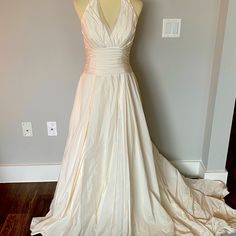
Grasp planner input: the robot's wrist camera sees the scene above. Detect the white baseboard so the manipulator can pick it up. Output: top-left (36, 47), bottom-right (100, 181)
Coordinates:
top-left (0, 163), bottom-right (61, 183)
top-left (170, 160), bottom-right (228, 184)
top-left (170, 160), bottom-right (206, 178)
top-left (0, 161), bottom-right (228, 184)
top-left (204, 171), bottom-right (228, 184)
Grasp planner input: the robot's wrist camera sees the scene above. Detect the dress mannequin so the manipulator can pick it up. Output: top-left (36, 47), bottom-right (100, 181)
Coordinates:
top-left (74, 0), bottom-right (143, 27)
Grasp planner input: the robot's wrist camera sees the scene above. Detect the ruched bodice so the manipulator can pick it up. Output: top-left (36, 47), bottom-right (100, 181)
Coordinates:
top-left (74, 0), bottom-right (139, 75)
top-left (79, 0), bottom-right (138, 46)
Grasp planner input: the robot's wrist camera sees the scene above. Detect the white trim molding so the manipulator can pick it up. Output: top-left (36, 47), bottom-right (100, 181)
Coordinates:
top-left (0, 163), bottom-right (61, 183)
top-left (170, 160), bottom-right (206, 178)
top-left (204, 170), bottom-right (228, 184)
top-left (0, 161), bottom-right (228, 184)
top-left (170, 160), bottom-right (228, 184)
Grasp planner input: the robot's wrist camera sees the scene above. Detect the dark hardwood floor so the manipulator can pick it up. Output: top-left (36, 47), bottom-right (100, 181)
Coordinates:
top-left (0, 180), bottom-right (235, 235)
top-left (0, 182), bottom-right (56, 236)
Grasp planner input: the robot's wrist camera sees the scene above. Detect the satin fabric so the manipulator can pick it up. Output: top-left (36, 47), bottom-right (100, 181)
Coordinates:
top-left (30, 0), bottom-right (236, 235)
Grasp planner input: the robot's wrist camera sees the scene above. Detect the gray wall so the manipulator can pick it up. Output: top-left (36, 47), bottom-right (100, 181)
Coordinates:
top-left (0, 0), bottom-right (235, 177)
top-left (132, 0), bottom-right (219, 163)
top-left (206, 0), bottom-right (236, 171)
top-left (202, 0), bottom-right (229, 170)
top-left (0, 0), bottom-right (83, 165)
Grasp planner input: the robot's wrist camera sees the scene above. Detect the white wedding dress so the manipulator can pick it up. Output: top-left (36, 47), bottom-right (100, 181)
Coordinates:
top-left (30, 0), bottom-right (236, 235)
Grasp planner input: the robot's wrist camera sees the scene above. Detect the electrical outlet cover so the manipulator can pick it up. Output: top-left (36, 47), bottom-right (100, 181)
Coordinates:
top-left (22, 122), bottom-right (33, 137)
top-left (47, 121), bottom-right (57, 136)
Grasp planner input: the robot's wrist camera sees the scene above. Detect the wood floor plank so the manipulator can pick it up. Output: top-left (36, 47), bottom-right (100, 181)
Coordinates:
top-left (0, 213), bottom-right (30, 235)
top-left (0, 182), bottom-right (56, 236)
top-left (0, 176), bottom-right (235, 235)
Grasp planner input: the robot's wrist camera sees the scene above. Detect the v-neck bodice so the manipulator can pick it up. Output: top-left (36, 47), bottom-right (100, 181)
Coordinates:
top-left (97, 0), bottom-right (123, 36)
top-left (73, 0), bottom-right (140, 75)
top-left (74, 0), bottom-right (139, 47)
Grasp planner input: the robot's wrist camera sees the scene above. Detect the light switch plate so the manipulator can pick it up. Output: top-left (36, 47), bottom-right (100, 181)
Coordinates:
top-left (162, 18), bottom-right (181, 38)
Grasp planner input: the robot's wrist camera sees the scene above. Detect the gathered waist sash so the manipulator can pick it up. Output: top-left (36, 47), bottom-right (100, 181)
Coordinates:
top-left (83, 46), bottom-right (132, 75)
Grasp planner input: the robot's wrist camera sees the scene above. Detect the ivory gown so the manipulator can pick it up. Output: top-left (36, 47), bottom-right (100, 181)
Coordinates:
top-left (30, 0), bottom-right (236, 235)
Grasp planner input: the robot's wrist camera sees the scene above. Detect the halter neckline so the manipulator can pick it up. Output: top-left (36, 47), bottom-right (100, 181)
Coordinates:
top-left (79, 0), bottom-right (138, 38)
top-left (97, 0), bottom-right (123, 36)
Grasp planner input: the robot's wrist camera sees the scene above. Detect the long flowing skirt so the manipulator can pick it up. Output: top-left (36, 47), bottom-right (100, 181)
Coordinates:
top-left (30, 71), bottom-right (236, 236)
